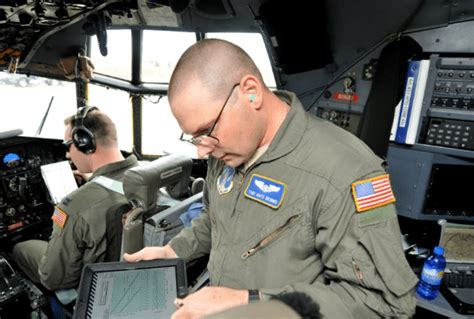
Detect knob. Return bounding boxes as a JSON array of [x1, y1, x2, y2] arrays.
[[5, 207, 15, 217], [17, 204, 26, 213]]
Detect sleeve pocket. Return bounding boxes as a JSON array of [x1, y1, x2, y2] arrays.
[[358, 227, 418, 297]]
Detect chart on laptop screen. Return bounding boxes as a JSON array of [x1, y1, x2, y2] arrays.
[[88, 267, 177, 319], [440, 224, 474, 263]]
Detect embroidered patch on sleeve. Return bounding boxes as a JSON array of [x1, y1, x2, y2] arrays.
[[51, 207, 68, 228], [351, 174, 396, 212]]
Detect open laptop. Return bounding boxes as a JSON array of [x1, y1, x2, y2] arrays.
[[438, 220, 474, 314], [73, 259, 187, 319]]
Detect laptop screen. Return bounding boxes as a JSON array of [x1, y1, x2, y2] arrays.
[[439, 221, 474, 264], [74, 259, 187, 319]]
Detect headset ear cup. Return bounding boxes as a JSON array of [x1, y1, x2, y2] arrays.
[[72, 127, 96, 154], [72, 106, 97, 154]]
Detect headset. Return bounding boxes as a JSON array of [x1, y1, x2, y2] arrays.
[[71, 106, 98, 154]]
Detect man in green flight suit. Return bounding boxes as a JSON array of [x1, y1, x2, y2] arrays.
[[125, 39, 418, 318], [13, 107, 138, 290]]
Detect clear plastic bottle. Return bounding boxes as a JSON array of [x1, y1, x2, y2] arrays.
[[416, 246, 446, 300]]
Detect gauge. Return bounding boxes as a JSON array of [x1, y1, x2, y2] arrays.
[[5, 207, 15, 217], [27, 155, 42, 168], [3, 153, 22, 169], [8, 176, 18, 192]]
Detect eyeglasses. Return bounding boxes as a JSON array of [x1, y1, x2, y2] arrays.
[[180, 83, 239, 146], [62, 140, 73, 152]]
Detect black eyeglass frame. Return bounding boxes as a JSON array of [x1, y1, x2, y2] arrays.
[[63, 140, 73, 152], [180, 83, 240, 146]]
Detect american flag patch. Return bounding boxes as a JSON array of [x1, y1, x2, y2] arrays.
[[351, 174, 396, 212], [51, 207, 68, 228]]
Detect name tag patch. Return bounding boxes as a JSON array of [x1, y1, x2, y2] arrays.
[[244, 174, 286, 209], [217, 166, 235, 195]]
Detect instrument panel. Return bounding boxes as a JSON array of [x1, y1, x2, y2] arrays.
[[0, 136, 65, 246]]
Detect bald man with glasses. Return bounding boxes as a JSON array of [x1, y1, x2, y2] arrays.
[[125, 39, 417, 319]]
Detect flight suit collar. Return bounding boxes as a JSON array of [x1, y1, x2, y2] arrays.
[[256, 90, 307, 164], [90, 155, 138, 179]]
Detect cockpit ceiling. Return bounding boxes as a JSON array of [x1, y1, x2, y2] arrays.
[[0, 0, 258, 75], [2, 0, 474, 80], [0, 1, 115, 70]]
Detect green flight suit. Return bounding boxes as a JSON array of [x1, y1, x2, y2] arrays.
[[13, 155, 137, 290], [169, 92, 418, 318]]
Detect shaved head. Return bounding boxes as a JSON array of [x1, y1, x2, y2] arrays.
[[64, 110, 118, 148], [168, 39, 263, 104], [167, 38, 289, 167]]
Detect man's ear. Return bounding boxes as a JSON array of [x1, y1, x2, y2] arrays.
[[241, 75, 261, 107]]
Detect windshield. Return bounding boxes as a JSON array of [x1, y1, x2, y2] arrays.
[[1, 31, 276, 159]]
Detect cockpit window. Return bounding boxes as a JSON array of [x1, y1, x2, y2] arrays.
[[139, 31, 277, 157], [142, 95, 198, 158], [206, 32, 277, 88], [88, 84, 134, 152], [90, 30, 132, 80], [0, 73, 76, 139], [141, 30, 197, 83]]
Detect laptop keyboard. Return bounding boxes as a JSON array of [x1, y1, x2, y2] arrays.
[[443, 269, 474, 288]]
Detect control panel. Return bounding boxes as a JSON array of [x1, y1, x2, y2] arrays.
[[423, 118, 473, 150], [388, 56, 474, 222], [430, 59, 474, 111], [0, 254, 32, 317], [316, 69, 367, 136], [0, 253, 47, 317], [316, 108, 361, 133], [0, 136, 65, 244], [419, 56, 474, 150]]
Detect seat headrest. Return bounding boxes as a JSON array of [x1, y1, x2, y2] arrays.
[[123, 154, 193, 210]]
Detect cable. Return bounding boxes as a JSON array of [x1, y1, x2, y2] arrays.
[[343, 92, 353, 128]]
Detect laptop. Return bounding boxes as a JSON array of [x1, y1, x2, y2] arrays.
[[73, 259, 187, 319], [438, 220, 474, 314]]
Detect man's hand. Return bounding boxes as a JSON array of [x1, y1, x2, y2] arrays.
[[172, 287, 248, 319], [123, 245, 177, 262], [73, 170, 91, 186]]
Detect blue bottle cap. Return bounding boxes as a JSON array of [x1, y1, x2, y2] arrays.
[[434, 246, 444, 255]]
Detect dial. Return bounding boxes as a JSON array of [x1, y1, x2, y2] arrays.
[[28, 155, 42, 168], [3, 153, 22, 169], [5, 207, 15, 217], [8, 176, 18, 192]]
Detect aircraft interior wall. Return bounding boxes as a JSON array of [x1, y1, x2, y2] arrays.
[[0, 0, 474, 317]]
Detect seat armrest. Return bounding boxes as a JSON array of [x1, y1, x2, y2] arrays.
[[121, 207, 145, 257]]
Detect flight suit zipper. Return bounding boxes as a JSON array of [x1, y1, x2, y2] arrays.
[[238, 171, 245, 187], [241, 214, 301, 260]]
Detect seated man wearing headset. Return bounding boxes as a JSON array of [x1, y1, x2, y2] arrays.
[[13, 107, 138, 291]]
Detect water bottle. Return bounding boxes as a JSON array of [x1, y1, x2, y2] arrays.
[[416, 246, 446, 300]]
